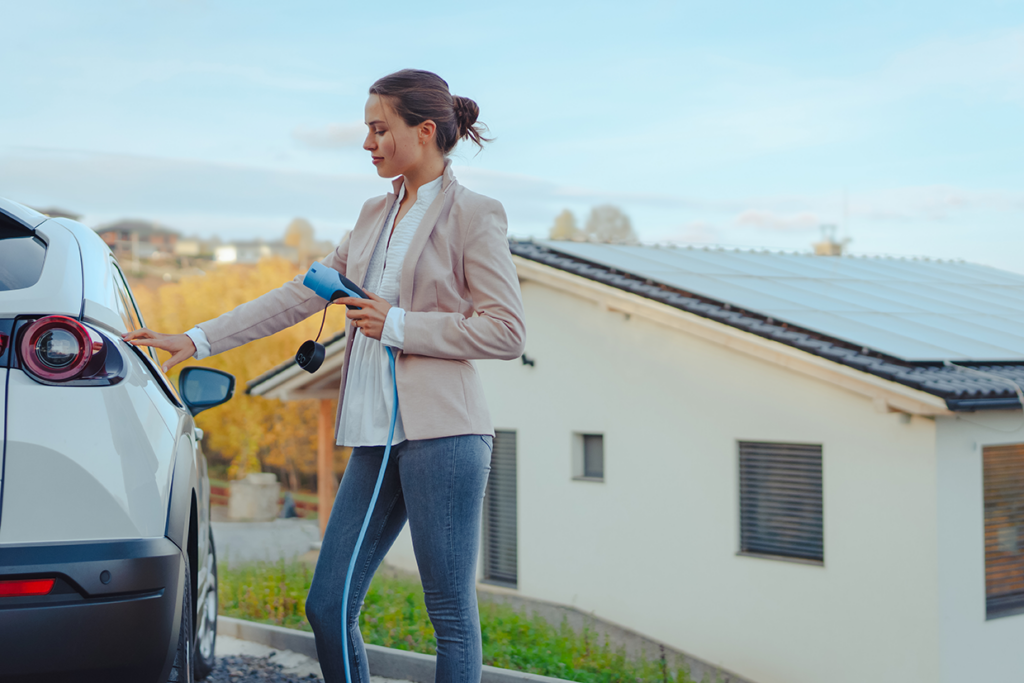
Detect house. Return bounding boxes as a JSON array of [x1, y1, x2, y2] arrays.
[[246, 239, 1024, 683], [214, 240, 298, 264], [94, 219, 179, 260]]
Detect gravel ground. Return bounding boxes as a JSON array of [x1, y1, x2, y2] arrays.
[[205, 654, 322, 682], [212, 634, 410, 683]]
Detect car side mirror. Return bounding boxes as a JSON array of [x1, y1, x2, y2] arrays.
[[178, 367, 235, 417]]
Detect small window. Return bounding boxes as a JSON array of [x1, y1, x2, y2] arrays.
[[983, 444, 1024, 619], [573, 433, 604, 481], [739, 441, 823, 564]]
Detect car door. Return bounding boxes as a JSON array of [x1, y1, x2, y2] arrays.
[[112, 264, 213, 602]]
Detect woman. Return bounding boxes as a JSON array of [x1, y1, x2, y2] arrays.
[[125, 69, 526, 683]]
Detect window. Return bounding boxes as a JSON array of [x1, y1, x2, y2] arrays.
[[0, 228, 46, 292], [983, 444, 1024, 619], [572, 433, 604, 481], [112, 262, 158, 362], [739, 441, 823, 564], [111, 263, 142, 331], [483, 430, 518, 586]]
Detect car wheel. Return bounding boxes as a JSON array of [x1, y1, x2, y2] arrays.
[[168, 551, 194, 682], [194, 529, 218, 680]]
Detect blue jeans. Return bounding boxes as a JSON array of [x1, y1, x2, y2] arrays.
[[306, 434, 493, 683]]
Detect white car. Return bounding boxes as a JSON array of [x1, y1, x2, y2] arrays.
[[0, 198, 233, 682]]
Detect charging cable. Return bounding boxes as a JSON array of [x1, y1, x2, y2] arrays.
[[296, 262, 400, 683]]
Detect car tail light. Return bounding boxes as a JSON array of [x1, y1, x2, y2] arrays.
[[0, 578, 55, 597], [18, 316, 106, 382]]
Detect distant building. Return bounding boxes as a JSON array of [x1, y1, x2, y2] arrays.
[[94, 220, 180, 260], [31, 207, 81, 221], [214, 241, 297, 264]]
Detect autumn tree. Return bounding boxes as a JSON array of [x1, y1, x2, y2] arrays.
[[548, 209, 583, 241], [584, 205, 639, 244], [284, 218, 316, 269], [131, 257, 348, 489]]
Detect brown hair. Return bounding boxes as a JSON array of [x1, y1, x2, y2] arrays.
[[369, 69, 491, 155]]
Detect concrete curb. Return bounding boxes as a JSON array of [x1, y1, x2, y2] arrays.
[[217, 616, 569, 683]]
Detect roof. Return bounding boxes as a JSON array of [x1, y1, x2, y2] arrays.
[[246, 328, 347, 397], [533, 240, 1024, 362], [511, 240, 1024, 412]]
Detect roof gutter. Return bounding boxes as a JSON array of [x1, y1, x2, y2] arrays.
[[945, 397, 1024, 412]]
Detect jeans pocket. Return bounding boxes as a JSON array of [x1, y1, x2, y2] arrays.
[[478, 435, 493, 453]]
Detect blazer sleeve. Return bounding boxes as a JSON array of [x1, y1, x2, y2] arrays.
[[402, 202, 526, 361], [196, 230, 352, 356]]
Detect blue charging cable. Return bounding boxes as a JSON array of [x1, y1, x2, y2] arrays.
[[299, 262, 400, 683]]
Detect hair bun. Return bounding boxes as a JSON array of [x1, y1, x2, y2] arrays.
[[453, 96, 480, 138]]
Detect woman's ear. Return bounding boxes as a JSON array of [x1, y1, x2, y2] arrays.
[[419, 120, 437, 146]]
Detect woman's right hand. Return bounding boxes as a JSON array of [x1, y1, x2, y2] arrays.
[[122, 329, 197, 373]]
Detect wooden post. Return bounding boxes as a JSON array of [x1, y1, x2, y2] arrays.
[[317, 399, 334, 540]]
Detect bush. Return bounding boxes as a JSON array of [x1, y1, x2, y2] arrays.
[[219, 560, 697, 682]]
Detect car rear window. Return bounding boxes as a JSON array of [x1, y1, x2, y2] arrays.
[[0, 223, 47, 292]]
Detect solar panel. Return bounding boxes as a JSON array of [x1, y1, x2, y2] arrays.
[[538, 241, 1024, 361]]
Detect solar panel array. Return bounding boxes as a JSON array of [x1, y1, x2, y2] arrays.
[[538, 241, 1024, 362]]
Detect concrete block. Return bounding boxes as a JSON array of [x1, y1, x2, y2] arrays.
[[228, 473, 281, 522]]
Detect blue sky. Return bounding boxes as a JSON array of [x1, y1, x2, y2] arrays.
[[2, 1, 1023, 271]]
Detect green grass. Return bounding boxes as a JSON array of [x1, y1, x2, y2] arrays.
[[219, 560, 698, 682]]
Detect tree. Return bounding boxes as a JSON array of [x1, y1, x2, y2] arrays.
[[584, 205, 639, 244], [548, 209, 583, 241], [131, 258, 347, 489], [284, 218, 316, 269]]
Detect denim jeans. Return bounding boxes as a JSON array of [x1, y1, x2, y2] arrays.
[[306, 434, 493, 683]]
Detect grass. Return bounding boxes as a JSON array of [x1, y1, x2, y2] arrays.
[[219, 560, 700, 683]]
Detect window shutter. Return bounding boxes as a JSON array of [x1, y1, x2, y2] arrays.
[[739, 441, 823, 563], [483, 430, 518, 586], [983, 443, 1024, 618]]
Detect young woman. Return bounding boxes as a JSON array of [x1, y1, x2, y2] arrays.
[[125, 69, 526, 683]]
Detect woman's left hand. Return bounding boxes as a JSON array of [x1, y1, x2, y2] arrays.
[[335, 291, 391, 340]]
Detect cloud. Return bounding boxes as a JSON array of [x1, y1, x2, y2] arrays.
[[659, 222, 723, 245], [0, 146, 383, 227], [292, 123, 366, 150], [735, 209, 821, 232]]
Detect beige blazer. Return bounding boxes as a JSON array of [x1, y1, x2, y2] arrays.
[[197, 161, 526, 440]]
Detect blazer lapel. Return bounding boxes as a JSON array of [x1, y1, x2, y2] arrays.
[[399, 162, 457, 307]]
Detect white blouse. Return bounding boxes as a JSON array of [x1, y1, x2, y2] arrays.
[[185, 174, 443, 448], [334, 175, 442, 447]]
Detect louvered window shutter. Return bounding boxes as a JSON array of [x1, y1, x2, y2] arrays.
[[739, 442, 824, 563], [483, 430, 518, 586], [983, 444, 1024, 618]]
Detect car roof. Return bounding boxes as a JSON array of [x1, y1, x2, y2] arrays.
[[0, 197, 134, 334], [0, 197, 49, 230]]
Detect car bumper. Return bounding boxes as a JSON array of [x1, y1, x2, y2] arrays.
[[0, 537, 184, 683]]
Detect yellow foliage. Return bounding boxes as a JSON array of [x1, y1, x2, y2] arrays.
[[131, 258, 347, 489]]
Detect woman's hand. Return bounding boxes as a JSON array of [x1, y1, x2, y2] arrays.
[[122, 329, 197, 373], [335, 291, 391, 340]]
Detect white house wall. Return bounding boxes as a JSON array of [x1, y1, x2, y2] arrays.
[[455, 279, 942, 683], [935, 412, 1024, 682]]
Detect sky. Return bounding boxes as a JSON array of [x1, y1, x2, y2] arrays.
[[1, 1, 1023, 272]]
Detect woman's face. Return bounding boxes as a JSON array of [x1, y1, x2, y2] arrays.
[[363, 94, 433, 179]]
